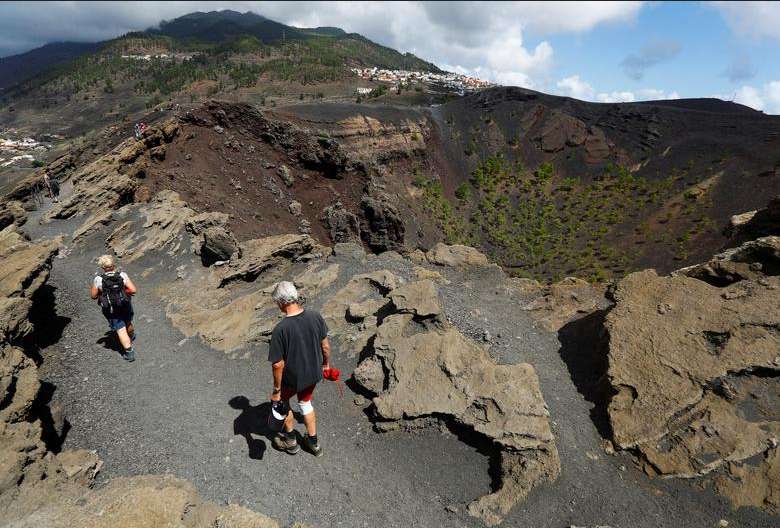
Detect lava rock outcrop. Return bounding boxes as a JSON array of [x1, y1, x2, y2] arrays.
[[605, 235, 779, 512]]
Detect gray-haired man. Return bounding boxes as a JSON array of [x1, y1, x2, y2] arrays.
[[268, 281, 332, 456]]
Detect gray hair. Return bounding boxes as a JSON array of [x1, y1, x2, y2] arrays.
[[97, 254, 115, 270], [272, 281, 299, 305]]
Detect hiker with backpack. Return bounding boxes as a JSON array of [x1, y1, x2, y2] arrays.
[[268, 281, 332, 456], [90, 255, 137, 361]]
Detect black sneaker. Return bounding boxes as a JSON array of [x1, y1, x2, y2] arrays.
[[123, 348, 136, 362], [272, 433, 300, 455], [303, 435, 323, 457]]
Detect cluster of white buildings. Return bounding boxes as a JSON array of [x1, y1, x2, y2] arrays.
[[351, 67, 493, 94], [0, 135, 50, 168], [120, 53, 196, 61]]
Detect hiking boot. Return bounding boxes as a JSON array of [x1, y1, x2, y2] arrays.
[[123, 348, 136, 362], [302, 434, 323, 457], [272, 433, 300, 455]]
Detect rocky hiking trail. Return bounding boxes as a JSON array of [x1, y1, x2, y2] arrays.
[[1, 114, 777, 528], [11, 194, 774, 528]]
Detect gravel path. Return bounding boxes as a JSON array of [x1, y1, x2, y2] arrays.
[[24, 201, 776, 528]]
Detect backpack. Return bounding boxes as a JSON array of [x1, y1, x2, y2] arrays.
[[100, 272, 129, 314]]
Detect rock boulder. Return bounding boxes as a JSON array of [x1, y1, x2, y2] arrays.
[[201, 226, 241, 264], [349, 280, 560, 525], [426, 242, 490, 268], [605, 262, 779, 511]]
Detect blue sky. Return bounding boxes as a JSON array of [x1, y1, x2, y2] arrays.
[[537, 2, 780, 109], [1, 2, 779, 112]]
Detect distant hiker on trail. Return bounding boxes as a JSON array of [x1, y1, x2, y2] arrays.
[[134, 122, 148, 140], [90, 255, 137, 362], [43, 173, 59, 203], [268, 281, 332, 456]]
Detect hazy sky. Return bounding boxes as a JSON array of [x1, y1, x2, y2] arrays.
[[1, 1, 779, 112]]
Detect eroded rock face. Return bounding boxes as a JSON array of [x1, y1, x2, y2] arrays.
[[676, 235, 779, 286], [426, 242, 490, 268], [219, 234, 322, 286], [3, 474, 280, 528], [343, 280, 560, 526], [534, 111, 587, 153], [0, 201, 27, 230], [0, 227, 60, 299], [107, 190, 195, 262], [162, 234, 329, 353], [726, 195, 780, 244], [605, 256, 779, 512], [45, 121, 180, 223], [201, 226, 241, 264], [322, 203, 360, 244], [360, 183, 405, 252], [517, 277, 609, 332]]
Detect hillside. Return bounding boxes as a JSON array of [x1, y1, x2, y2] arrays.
[[415, 87, 780, 279], [0, 41, 101, 90], [120, 93, 777, 283], [0, 10, 439, 98]]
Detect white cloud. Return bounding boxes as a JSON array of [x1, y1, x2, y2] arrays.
[[734, 85, 765, 110], [767, 81, 780, 111], [720, 81, 780, 114], [557, 75, 595, 100], [597, 91, 636, 103], [710, 1, 780, 41], [0, 1, 646, 88], [556, 75, 679, 104]]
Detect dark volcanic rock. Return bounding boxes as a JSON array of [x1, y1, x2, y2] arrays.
[[201, 225, 241, 265], [360, 189, 405, 253], [322, 203, 360, 244]]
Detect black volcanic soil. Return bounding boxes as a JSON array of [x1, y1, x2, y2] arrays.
[[427, 88, 780, 270], [135, 94, 780, 283], [22, 195, 778, 528], [143, 112, 367, 244]]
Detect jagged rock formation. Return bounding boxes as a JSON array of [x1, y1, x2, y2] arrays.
[[44, 122, 180, 227], [604, 233, 779, 512], [677, 235, 780, 286], [0, 227, 60, 300], [334, 277, 561, 525], [0, 201, 27, 230], [726, 195, 780, 245], [321, 202, 361, 244], [107, 190, 195, 262], [163, 225, 329, 353]]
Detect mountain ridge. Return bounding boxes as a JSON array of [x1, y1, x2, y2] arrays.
[[0, 9, 440, 92]]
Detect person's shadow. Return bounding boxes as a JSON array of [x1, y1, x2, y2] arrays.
[[229, 396, 271, 460], [96, 331, 125, 357]]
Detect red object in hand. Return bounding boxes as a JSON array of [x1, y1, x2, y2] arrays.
[[323, 367, 343, 397], [323, 367, 340, 381]]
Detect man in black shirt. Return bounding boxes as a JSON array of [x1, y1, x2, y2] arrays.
[[268, 281, 331, 456]]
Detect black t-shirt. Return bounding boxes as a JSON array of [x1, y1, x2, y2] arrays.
[[268, 309, 328, 391]]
